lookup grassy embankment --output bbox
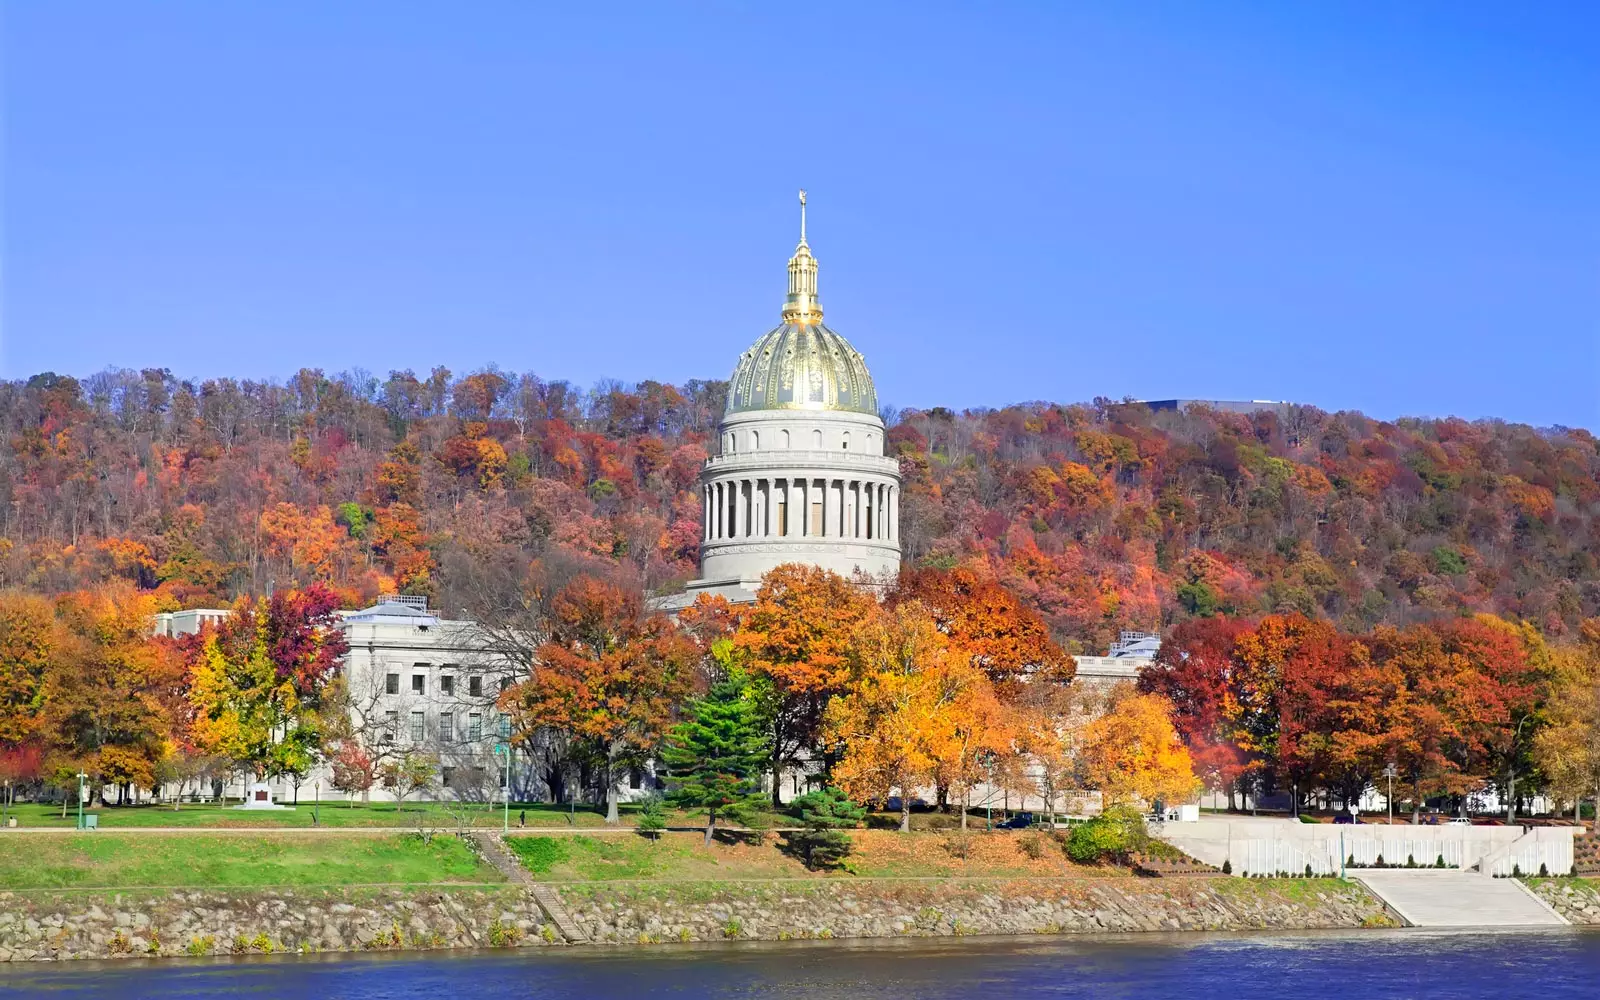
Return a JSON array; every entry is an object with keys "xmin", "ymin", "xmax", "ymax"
[
  {"xmin": 2, "ymin": 800, "xmax": 1029, "ymax": 831},
  {"xmin": 503, "ymin": 828, "xmax": 1131, "ymax": 882},
  {"xmin": 1, "ymin": 800, "xmax": 632, "ymax": 830},
  {"xmin": 0, "ymin": 833, "xmax": 501, "ymax": 890}
]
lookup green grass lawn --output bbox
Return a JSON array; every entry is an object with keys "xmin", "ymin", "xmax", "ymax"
[
  {"xmin": 0, "ymin": 833, "xmax": 501, "ymax": 890},
  {"xmin": 0, "ymin": 799, "xmax": 796, "ymax": 830}
]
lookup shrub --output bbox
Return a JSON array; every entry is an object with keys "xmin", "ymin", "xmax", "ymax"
[
  {"xmin": 1020, "ymin": 832, "xmax": 1049, "ymax": 860},
  {"xmin": 1375, "ymin": 854, "xmax": 1386, "ymax": 868},
  {"xmin": 1304, "ymin": 863, "xmax": 1314, "ymax": 878},
  {"xmin": 1540, "ymin": 863, "xmax": 1550, "ymax": 878},
  {"xmin": 186, "ymin": 936, "xmax": 214, "ymax": 957},
  {"xmin": 1512, "ymin": 863, "xmax": 1523, "ymax": 879},
  {"xmin": 1066, "ymin": 805, "xmax": 1146, "ymax": 864},
  {"xmin": 488, "ymin": 919, "xmax": 522, "ymax": 947},
  {"xmin": 786, "ymin": 788, "xmax": 866, "ymax": 870},
  {"xmin": 1436, "ymin": 855, "xmax": 1446, "ymax": 868},
  {"xmin": 1221, "ymin": 859, "xmax": 1232, "ymax": 875},
  {"xmin": 1406, "ymin": 854, "xmax": 1417, "ymax": 869},
  {"xmin": 1298, "ymin": 814, "xmax": 1319, "ymax": 824}
]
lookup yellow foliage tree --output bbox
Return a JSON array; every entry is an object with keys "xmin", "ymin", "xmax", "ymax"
[
  {"xmin": 1534, "ymin": 620, "xmax": 1600, "ymax": 820},
  {"xmin": 1080, "ymin": 691, "xmax": 1199, "ymax": 808},
  {"xmin": 825, "ymin": 601, "xmax": 1007, "ymax": 832}
]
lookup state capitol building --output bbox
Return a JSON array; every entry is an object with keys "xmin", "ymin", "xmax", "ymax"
[{"xmin": 154, "ymin": 195, "xmax": 1146, "ymax": 806}]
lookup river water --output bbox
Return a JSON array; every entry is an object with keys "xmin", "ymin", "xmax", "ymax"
[{"xmin": 0, "ymin": 930, "xmax": 1589, "ymax": 998}]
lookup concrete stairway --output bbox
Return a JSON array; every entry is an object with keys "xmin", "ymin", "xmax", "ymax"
[
  {"xmin": 471, "ymin": 833, "xmax": 589, "ymax": 943},
  {"xmin": 1356, "ymin": 870, "xmax": 1567, "ymax": 928}
]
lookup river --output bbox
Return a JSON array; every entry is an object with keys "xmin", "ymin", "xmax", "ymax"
[{"xmin": 0, "ymin": 930, "xmax": 1589, "ymax": 998}]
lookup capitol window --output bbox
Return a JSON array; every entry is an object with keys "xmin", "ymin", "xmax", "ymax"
[
  {"xmin": 751, "ymin": 430, "xmax": 759, "ymax": 449},
  {"xmin": 841, "ymin": 432, "xmax": 850, "ymax": 451},
  {"xmin": 812, "ymin": 429, "xmax": 823, "ymax": 448},
  {"xmin": 780, "ymin": 429, "xmax": 790, "ymax": 448}
]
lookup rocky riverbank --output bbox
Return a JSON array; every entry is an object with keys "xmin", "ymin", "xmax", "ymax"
[
  {"xmin": 0, "ymin": 877, "xmax": 1396, "ymax": 963},
  {"xmin": 1529, "ymin": 878, "xmax": 1600, "ymax": 923}
]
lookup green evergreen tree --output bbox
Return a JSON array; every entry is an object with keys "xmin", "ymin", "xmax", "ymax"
[
  {"xmin": 660, "ymin": 668, "xmax": 770, "ymax": 846},
  {"xmin": 636, "ymin": 793, "xmax": 667, "ymax": 842},
  {"xmin": 787, "ymin": 787, "xmax": 866, "ymax": 870}
]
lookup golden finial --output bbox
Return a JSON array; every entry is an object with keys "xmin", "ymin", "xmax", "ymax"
[{"xmin": 783, "ymin": 189, "xmax": 821, "ymax": 324}]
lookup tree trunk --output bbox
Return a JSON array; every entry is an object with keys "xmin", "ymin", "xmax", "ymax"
[
  {"xmin": 900, "ymin": 793, "xmax": 911, "ymax": 833},
  {"xmin": 961, "ymin": 787, "xmax": 969, "ymax": 831},
  {"xmin": 770, "ymin": 722, "xmax": 785, "ymax": 808},
  {"xmin": 704, "ymin": 805, "xmax": 717, "ymax": 847},
  {"xmin": 605, "ymin": 749, "xmax": 621, "ymax": 825},
  {"xmin": 1506, "ymin": 769, "xmax": 1516, "ymax": 825}
]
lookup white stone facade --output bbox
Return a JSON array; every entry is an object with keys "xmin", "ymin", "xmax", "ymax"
[
  {"xmin": 153, "ymin": 599, "xmax": 528, "ymax": 804},
  {"xmin": 697, "ymin": 408, "xmax": 901, "ymax": 591}
]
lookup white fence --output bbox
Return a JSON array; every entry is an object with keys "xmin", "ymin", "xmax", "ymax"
[{"xmin": 1479, "ymin": 828, "xmax": 1574, "ymax": 878}]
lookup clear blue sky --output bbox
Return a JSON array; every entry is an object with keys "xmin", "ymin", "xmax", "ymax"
[{"xmin": 3, "ymin": 3, "xmax": 1595, "ymax": 426}]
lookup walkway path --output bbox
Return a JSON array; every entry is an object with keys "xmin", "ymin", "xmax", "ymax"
[
  {"xmin": 469, "ymin": 832, "xmax": 589, "ymax": 943},
  {"xmin": 1356, "ymin": 870, "xmax": 1568, "ymax": 928}
]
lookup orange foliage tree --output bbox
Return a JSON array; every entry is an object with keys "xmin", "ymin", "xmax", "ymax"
[
  {"xmin": 734, "ymin": 564, "xmax": 878, "ymax": 805},
  {"xmin": 501, "ymin": 578, "xmax": 695, "ymax": 823}
]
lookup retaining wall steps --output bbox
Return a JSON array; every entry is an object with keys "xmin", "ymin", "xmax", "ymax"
[{"xmin": 1356, "ymin": 870, "xmax": 1567, "ymax": 928}]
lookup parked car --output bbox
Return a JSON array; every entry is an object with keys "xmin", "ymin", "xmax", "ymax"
[
  {"xmin": 1445, "ymin": 817, "xmax": 1472, "ymax": 826},
  {"xmin": 1333, "ymin": 811, "xmax": 1357, "ymax": 825},
  {"xmin": 996, "ymin": 811, "xmax": 1035, "ymax": 830}
]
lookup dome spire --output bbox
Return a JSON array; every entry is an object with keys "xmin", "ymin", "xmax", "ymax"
[{"xmin": 783, "ymin": 189, "xmax": 822, "ymax": 324}]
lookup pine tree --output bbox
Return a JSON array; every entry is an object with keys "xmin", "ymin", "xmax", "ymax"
[
  {"xmin": 788, "ymin": 787, "xmax": 866, "ymax": 870},
  {"xmin": 660, "ymin": 669, "xmax": 771, "ymax": 846}
]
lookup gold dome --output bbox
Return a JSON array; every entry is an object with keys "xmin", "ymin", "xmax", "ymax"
[{"xmin": 725, "ymin": 192, "xmax": 880, "ymax": 416}]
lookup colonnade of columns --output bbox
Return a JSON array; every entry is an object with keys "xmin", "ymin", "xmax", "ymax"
[{"xmin": 702, "ymin": 477, "xmax": 897, "ymax": 543}]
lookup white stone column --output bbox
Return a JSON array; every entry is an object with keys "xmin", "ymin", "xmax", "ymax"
[
  {"xmin": 703, "ymin": 484, "xmax": 711, "ymax": 541},
  {"xmin": 764, "ymin": 478, "xmax": 775, "ymax": 537},
  {"xmin": 716, "ymin": 482, "xmax": 725, "ymax": 539},
  {"xmin": 734, "ymin": 480, "xmax": 746, "ymax": 538},
  {"xmin": 788, "ymin": 478, "xmax": 801, "ymax": 537},
  {"xmin": 889, "ymin": 486, "xmax": 898, "ymax": 541},
  {"xmin": 854, "ymin": 481, "xmax": 864, "ymax": 538},
  {"xmin": 822, "ymin": 478, "xmax": 835, "ymax": 538}
]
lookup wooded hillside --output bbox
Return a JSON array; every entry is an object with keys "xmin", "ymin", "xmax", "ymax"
[{"xmin": 3, "ymin": 366, "xmax": 1595, "ymax": 652}]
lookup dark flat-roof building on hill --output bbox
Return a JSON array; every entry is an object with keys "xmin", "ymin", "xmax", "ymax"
[{"xmin": 1141, "ymin": 399, "xmax": 1296, "ymax": 417}]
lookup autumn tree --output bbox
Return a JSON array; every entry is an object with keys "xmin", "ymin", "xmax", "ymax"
[
  {"xmin": 187, "ymin": 584, "xmax": 348, "ymax": 782},
  {"xmin": 1534, "ymin": 620, "xmax": 1600, "ymax": 821},
  {"xmin": 891, "ymin": 566, "xmax": 1074, "ymax": 696},
  {"xmin": 1079, "ymin": 691, "xmax": 1199, "ymax": 808},
  {"xmin": 825, "ymin": 600, "xmax": 1004, "ymax": 832},
  {"xmin": 0, "ymin": 593, "xmax": 54, "ymax": 752},
  {"xmin": 38, "ymin": 587, "xmax": 180, "ymax": 805},
  {"xmin": 502, "ymin": 577, "xmax": 695, "ymax": 823},
  {"xmin": 735, "ymin": 564, "xmax": 879, "ymax": 805}
]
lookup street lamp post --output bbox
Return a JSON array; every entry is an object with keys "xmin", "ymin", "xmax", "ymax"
[
  {"xmin": 76, "ymin": 772, "xmax": 88, "ymax": 831},
  {"xmin": 496, "ymin": 744, "xmax": 510, "ymax": 834},
  {"xmin": 1383, "ymin": 763, "xmax": 1398, "ymax": 825},
  {"xmin": 314, "ymin": 781, "xmax": 321, "ymax": 827}
]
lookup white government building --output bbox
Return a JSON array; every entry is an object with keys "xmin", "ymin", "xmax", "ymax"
[{"xmin": 152, "ymin": 195, "xmax": 1157, "ymax": 807}]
